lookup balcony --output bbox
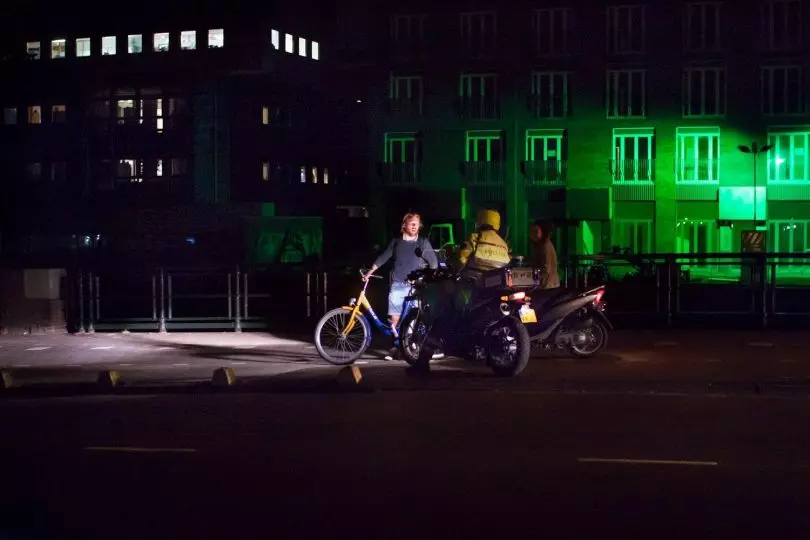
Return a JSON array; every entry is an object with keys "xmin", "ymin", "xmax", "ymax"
[
  {"xmin": 675, "ymin": 159, "xmax": 719, "ymax": 183},
  {"xmin": 526, "ymin": 94, "xmax": 567, "ymax": 119},
  {"xmin": 376, "ymin": 162, "xmax": 421, "ymax": 187},
  {"xmin": 461, "ymin": 160, "xmax": 505, "ymax": 199},
  {"xmin": 457, "ymin": 98, "xmax": 499, "ymax": 120},
  {"xmin": 386, "ymin": 98, "xmax": 422, "ymax": 118},
  {"xmin": 522, "ymin": 160, "xmax": 567, "ymax": 185},
  {"xmin": 609, "ymin": 159, "xmax": 655, "ymax": 183}
]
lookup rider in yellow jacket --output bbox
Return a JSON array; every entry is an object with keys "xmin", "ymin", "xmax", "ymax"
[{"xmin": 457, "ymin": 209, "xmax": 511, "ymax": 275}]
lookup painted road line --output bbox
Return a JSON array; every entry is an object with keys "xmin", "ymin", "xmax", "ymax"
[
  {"xmin": 230, "ymin": 362, "xmax": 247, "ymax": 365},
  {"xmin": 118, "ymin": 363, "xmax": 133, "ymax": 367},
  {"xmin": 578, "ymin": 457, "xmax": 718, "ymax": 466},
  {"xmin": 172, "ymin": 363, "xmax": 190, "ymax": 367},
  {"xmin": 85, "ymin": 446, "xmax": 196, "ymax": 454},
  {"xmin": 91, "ymin": 346, "xmax": 115, "ymax": 350},
  {"xmin": 748, "ymin": 341, "xmax": 774, "ymax": 347},
  {"xmin": 25, "ymin": 346, "xmax": 52, "ymax": 351}
]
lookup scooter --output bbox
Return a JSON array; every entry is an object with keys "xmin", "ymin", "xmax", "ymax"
[{"xmin": 511, "ymin": 285, "xmax": 611, "ymax": 358}]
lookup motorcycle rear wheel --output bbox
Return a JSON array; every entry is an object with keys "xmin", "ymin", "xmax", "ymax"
[
  {"xmin": 398, "ymin": 310, "xmax": 426, "ymax": 366},
  {"xmin": 488, "ymin": 316, "xmax": 531, "ymax": 377}
]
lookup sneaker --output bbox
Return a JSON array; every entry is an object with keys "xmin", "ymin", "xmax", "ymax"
[
  {"xmin": 431, "ymin": 351, "xmax": 445, "ymax": 360},
  {"xmin": 384, "ymin": 347, "xmax": 400, "ymax": 361}
]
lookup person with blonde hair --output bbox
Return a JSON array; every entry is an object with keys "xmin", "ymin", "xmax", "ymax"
[{"xmin": 363, "ymin": 212, "xmax": 438, "ymax": 359}]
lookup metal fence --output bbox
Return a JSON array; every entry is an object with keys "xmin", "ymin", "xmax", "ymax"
[{"xmin": 68, "ymin": 252, "xmax": 810, "ymax": 333}]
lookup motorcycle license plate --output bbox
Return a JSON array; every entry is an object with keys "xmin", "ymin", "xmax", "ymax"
[{"xmin": 519, "ymin": 305, "xmax": 537, "ymax": 324}]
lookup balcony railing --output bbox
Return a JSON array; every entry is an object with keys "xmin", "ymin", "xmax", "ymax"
[
  {"xmin": 526, "ymin": 93, "xmax": 568, "ymax": 118},
  {"xmin": 609, "ymin": 159, "xmax": 655, "ymax": 182},
  {"xmin": 522, "ymin": 159, "xmax": 567, "ymax": 184},
  {"xmin": 461, "ymin": 161, "xmax": 505, "ymax": 185},
  {"xmin": 676, "ymin": 159, "xmax": 719, "ymax": 183},
  {"xmin": 376, "ymin": 162, "xmax": 421, "ymax": 186},
  {"xmin": 387, "ymin": 98, "xmax": 422, "ymax": 117},
  {"xmin": 457, "ymin": 98, "xmax": 500, "ymax": 120}
]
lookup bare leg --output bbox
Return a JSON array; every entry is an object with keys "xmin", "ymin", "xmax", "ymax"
[{"xmin": 390, "ymin": 315, "xmax": 400, "ymax": 332}]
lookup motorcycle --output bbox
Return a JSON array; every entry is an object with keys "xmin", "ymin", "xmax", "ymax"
[
  {"xmin": 513, "ymin": 284, "xmax": 612, "ymax": 358},
  {"xmin": 398, "ymin": 249, "xmax": 532, "ymax": 377}
]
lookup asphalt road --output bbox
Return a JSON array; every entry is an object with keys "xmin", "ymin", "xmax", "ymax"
[{"xmin": 2, "ymin": 390, "xmax": 810, "ymax": 539}]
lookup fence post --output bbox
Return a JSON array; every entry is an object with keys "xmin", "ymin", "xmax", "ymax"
[
  {"xmin": 306, "ymin": 272, "xmax": 312, "ymax": 318},
  {"xmin": 77, "ymin": 268, "xmax": 86, "ymax": 333},
  {"xmin": 158, "ymin": 268, "xmax": 167, "ymax": 333},
  {"xmin": 86, "ymin": 272, "xmax": 95, "ymax": 333},
  {"xmin": 666, "ymin": 256, "xmax": 673, "ymax": 327},
  {"xmin": 234, "ymin": 265, "xmax": 242, "ymax": 333},
  {"xmin": 760, "ymin": 254, "xmax": 768, "ymax": 329},
  {"xmin": 322, "ymin": 271, "xmax": 328, "ymax": 316}
]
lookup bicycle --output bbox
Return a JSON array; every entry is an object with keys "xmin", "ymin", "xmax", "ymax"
[{"xmin": 313, "ymin": 269, "xmax": 418, "ymax": 365}]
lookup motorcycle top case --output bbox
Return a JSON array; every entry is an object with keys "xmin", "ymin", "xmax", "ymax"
[{"xmin": 478, "ymin": 267, "xmax": 541, "ymax": 289}]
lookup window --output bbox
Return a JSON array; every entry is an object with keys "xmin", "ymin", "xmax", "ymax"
[
  {"xmin": 142, "ymin": 98, "xmax": 163, "ymax": 132},
  {"xmin": 531, "ymin": 71, "xmax": 569, "ymax": 118},
  {"xmin": 606, "ymin": 5, "xmax": 645, "ymax": 54},
  {"xmin": 299, "ymin": 166, "xmax": 306, "ymax": 183},
  {"xmin": 271, "ymin": 30, "xmax": 280, "ymax": 50},
  {"xmin": 4, "ymin": 108, "xmax": 17, "ymax": 125},
  {"xmin": 27, "ymin": 106, "xmax": 41, "ymax": 124},
  {"xmin": 677, "ymin": 219, "xmax": 720, "ymax": 259},
  {"xmin": 323, "ymin": 168, "xmax": 329, "ymax": 184},
  {"xmin": 51, "ymin": 162, "xmax": 67, "ymax": 182},
  {"xmin": 465, "ymin": 131, "xmax": 504, "ymax": 162},
  {"xmin": 298, "ymin": 37, "xmax": 307, "ymax": 56},
  {"xmin": 208, "ymin": 28, "xmax": 224, "ymax": 48},
  {"xmin": 612, "ymin": 128, "xmax": 655, "ymax": 182},
  {"xmin": 613, "ymin": 220, "xmax": 654, "ymax": 253},
  {"xmin": 116, "ymin": 99, "xmax": 142, "ymax": 124},
  {"xmin": 762, "ymin": 0, "xmax": 801, "ymax": 51},
  {"xmin": 154, "ymin": 32, "xmax": 170, "ymax": 52},
  {"xmin": 683, "ymin": 67, "xmax": 726, "ymax": 117},
  {"xmin": 285, "ymin": 33, "xmax": 294, "ymax": 53},
  {"xmin": 51, "ymin": 39, "xmax": 66, "ymax": 59},
  {"xmin": 262, "ymin": 106, "xmax": 270, "ymax": 125},
  {"xmin": 389, "ymin": 75, "xmax": 423, "ymax": 115},
  {"xmin": 761, "ymin": 66, "xmax": 803, "ymax": 115},
  {"xmin": 384, "ymin": 133, "xmax": 420, "ymax": 163},
  {"xmin": 128, "ymin": 35, "xmax": 143, "ymax": 54},
  {"xmin": 180, "ymin": 31, "xmax": 196, "ymax": 50},
  {"xmin": 51, "ymin": 104, "xmax": 67, "ymax": 123},
  {"xmin": 102, "ymin": 36, "xmax": 116, "ymax": 55},
  {"xmin": 459, "ymin": 73, "xmax": 498, "ymax": 119},
  {"xmin": 767, "ymin": 128, "xmax": 810, "ymax": 183},
  {"xmin": 76, "ymin": 37, "xmax": 91, "ymax": 57},
  {"xmin": 311, "ymin": 166, "xmax": 319, "ymax": 183},
  {"xmin": 262, "ymin": 162, "xmax": 270, "ymax": 181},
  {"xmin": 26, "ymin": 41, "xmax": 41, "ymax": 59},
  {"xmin": 27, "ymin": 162, "xmax": 42, "ymax": 181},
  {"xmin": 525, "ymin": 129, "xmax": 567, "ymax": 183},
  {"xmin": 171, "ymin": 158, "xmax": 188, "ymax": 176},
  {"xmin": 533, "ymin": 8, "xmax": 571, "ymax": 56},
  {"xmin": 311, "ymin": 41, "xmax": 319, "ymax": 60},
  {"xmin": 606, "ymin": 69, "xmax": 646, "ymax": 118},
  {"xmin": 460, "ymin": 11, "xmax": 497, "ymax": 58},
  {"xmin": 684, "ymin": 2, "xmax": 721, "ymax": 52},
  {"xmin": 676, "ymin": 127, "xmax": 720, "ymax": 182},
  {"xmin": 118, "ymin": 159, "xmax": 143, "ymax": 183},
  {"xmin": 768, "ymin": 220, "xmax": 810, "ymax": 258},
  {"xmin": 391, "ymin": 14, "xmax": 426, "ymax": 54}
]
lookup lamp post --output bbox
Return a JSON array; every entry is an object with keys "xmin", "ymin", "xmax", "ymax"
[{"xmin": 738, "ymin": 141, "xmax": 773, "ymax": 223}]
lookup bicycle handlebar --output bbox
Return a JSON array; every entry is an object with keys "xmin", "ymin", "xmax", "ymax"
[{"xmin": 359, "ymin": 269, "xmax": 383, "ymax": 280}]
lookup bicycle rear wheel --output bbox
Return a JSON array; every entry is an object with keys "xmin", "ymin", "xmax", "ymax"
[{"xmin": 313, "ymin": 308, "xmax": 372, "ymax": 365}]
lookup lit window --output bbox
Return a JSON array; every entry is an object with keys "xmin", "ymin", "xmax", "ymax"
[
  {"xmin": 298, "ymin": 37, "xmax": 307, "ymax": 56},
  {"xmin": 300, "ymin": 165, "xmax": 306, "ymax": 183},
  {"xmin": 28, "ymin": 106, "xmax": 41, "ymax": 124},
  {"xmin": 156, "ymin": 98, "xmax": 164, "ymax": 132},
  {"xmin": 285, "ymin": 34, "xmax": 294, "ymax": 53},
  {"xmin": 261, "ymin": 106, "xmax": 269, "ymax": 125},
  {"xmin": 180, "ymin": 31, "xmax": 196, "ymax": 50},
  {"xmin": 102, "ymin": 36, "xmax": 116, "ymax": 55},
  {"xmin": 26, "ymin": 41, "xmax": 41, "ymax": 59},
  {"xmin": 76, "ymin": 38, "xmax": 91, "ymax": 57},
  {"xmin": 116, "ymin": 99, "xmax": 141, "ymax": 123},
  {"xmin": 4, "ymin": 108, "xmax": 17, "ymax": 125},
  {"xmin": 156, "ymin": 159, "xmax": 164, "ymax": 177},
  {"xmin": 51, "ymin": 104, "xmax": 67, "ymax": 123},
  {"xmin": 311, "ymin": 41, "xmax": 319, "ymax": 60},
  {"xmin": 127, "ymin": 35, "xmax": 143, "ymax": 54},
  {"xmin": 311, "ymin": 166, "xmax": 318, "ymax": 183},
  {"xmin": 271, "ymin": 29, "xmax": 280, "ymax": 49},
  {"xmin": 154, "ymin": 32, "xmax": 170, "ymax": 52},
  {"xmin": 208, "ymin": 28, "xmax": 224, "ymax": 48},
  {"xmin": 323, "ymin": 168, "xmax": 329, "ymax": 184},
  {"xmin": 262, "ymin": 162, "xmax": 270, "ymax": 181},
  {"xmin": 51, "ymin": 39, "xmax": 66, "ymax": 59}
]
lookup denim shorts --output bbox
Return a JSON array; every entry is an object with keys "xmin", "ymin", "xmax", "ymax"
[{"xmin": 388, "ymin": 281, "xmax": 411, "ymax": 317}]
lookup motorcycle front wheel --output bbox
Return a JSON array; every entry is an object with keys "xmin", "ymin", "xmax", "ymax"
[
  {"xmin": 398, "ymin": 310, "xmax": 429, "ymax": 366},
  {"xmin": 487, "ymin": 316, "xmax": 531, "ymax": 377}
]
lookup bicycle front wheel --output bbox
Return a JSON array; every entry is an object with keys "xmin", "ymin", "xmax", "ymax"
[{"xmin": 313, "ymin": 308, "xmax": 372, "ymax": 365}]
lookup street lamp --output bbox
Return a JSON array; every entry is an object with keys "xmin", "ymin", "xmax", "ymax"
[{"xmin": 738, "ymin": 141, "xmax": 773, "ymax": 223}]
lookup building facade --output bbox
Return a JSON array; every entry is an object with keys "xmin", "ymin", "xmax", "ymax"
[{"xmin": 333, "ymin": 0, "xmax": 810, "ymax": 260}]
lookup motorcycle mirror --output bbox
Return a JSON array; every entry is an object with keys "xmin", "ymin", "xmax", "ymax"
[{"xmin": 414, "ymin": 247, "xmax": 423, "ymax": 258}]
